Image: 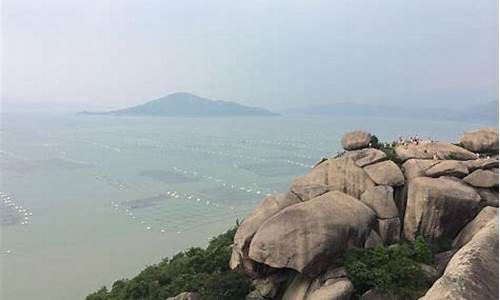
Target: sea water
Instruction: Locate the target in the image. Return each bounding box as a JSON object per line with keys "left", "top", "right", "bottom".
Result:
{"left": 0, "top": 112, "right": 495, "bottom": 300}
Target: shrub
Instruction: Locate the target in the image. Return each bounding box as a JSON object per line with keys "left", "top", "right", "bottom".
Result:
{"left": 343, "top": 240, "right": 434, "bottom": 298}
{"left": 413, "top": 236, "right": 433, "bottom": 265}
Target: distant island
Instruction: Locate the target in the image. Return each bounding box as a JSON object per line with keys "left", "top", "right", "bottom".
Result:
{"left": 80, "top": 92, "right": 278, "bottom": 117}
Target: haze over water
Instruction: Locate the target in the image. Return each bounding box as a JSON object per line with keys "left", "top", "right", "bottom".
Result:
{"left": 0, "top": 112, "right": 495, "bottom": 300}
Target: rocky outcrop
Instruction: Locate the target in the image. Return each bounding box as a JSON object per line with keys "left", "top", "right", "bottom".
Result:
{"left": 343, "top": 148, "right": 387, "bottom": 167}
{"left": 363, "top": 161, "right": 405, "bottom": 186}
{"left": 327, "top": 157, "right": 376, "bottom": 199}
{"left": 460, "top": 128, "right": 499, "bottom": 153}
{"left": 230, "top": 192, "right": 301, "bottom": 274}
{"left": 463, "top": 169, "right": 499, "bottom": 188}
{"left": 421, "top": 218, "right": 499, "bottom": 300}
{"left": 341, "top": 131, "right": 372, "bottom": 150}
{"left": 360, "top": 186, "right": 398, "bottom": 219}
{"left": 402, "top": 159, "right": 440, "bottom": 179}
{"left": 290, "top": 161, "right": 329, "bottom": 201}
{"left": 231, "top": 128, "right": 499, "bottom": 300}
{"left": 403, "top": 177, "right": 481, "bottom": 243}
{"left": 424, "top": 160, "right": 469, "bottom": 178}
{"left": 463, "top": 158, "right": 499, "bottom": 171}
{"left": 452, "top": 206, "right": 498, "bottom": 248}
{"left": 248, "top": 191, "right": 376, "bottom": 276}
{"left": 306, "top": 278, "right": 353, "bottom": 300}
{"left": 395, "top": 142, "right": 477, "bottom": 161}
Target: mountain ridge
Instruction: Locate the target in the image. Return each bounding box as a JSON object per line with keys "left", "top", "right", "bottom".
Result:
{"left": 80, "top": 92, "right": 278, "bottom": 117}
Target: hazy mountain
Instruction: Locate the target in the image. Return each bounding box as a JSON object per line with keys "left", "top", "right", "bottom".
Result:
{"left": 285, "top": 100, "right": 499, "bottom": 122}
{"left": 80, "top": 92, "right": 278, "bottom": 117}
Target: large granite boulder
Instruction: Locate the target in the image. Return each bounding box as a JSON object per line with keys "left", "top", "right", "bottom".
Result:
{"left": 463, "top": 169, "right": 498, "bottom": 188}
{"left": 363, "top": 160, "right": 405, "bottom": 186}
{"left": 403, "top": 177, "right": 482, "bottom": 243}
{"left": 281, "top": 267, "right": 353, "bottom": 300}
{"left": 452, "top": 206, "right": 498, "bottom": 248}
{"left": 402, "top": 159, "right": 440, "bottom": 179}
{"left": 306, "top": 278, "right": 353, "bottom": 300}
{"left": 476, "top": 188, "right": 499, "bottom": 207}
{"left": 421, "top": 218, "right": 499, "bottom": 300}
{"left": 341, "top": 131, "right": 373, "bottom": 150}
{"left": 166, "top": 292, "right": 201, "bottom": 300}
{"left": 343, "top": 148, "right": 387, "bottom": 167}
{"left": 395, "top": 142, "right": 476, "bottom": 162}
{"left": 463, "top": 158, "right": 499, "bottom": 172}
{"left": 282, "top": 274, "right": 312, "bottom": 300}
{"left": 290, "top": 160, "right": 329, "bottom": 201}
{"left": 424, "top": 160, "right": 469, "bottom": 178}
{"left": 460, "top": 128, "right": 499, "bottom": 153}
{"left": 248, "top": 191, "right": 376, "bottom": 276}
{"left": 360, "top": 185, "right": 399, "bottom": 219}
{"left": 327, "top": 157, "right": 376, "bottom": 199}
{"left": 230, "top": 192, "right": 301, "bottom": 271}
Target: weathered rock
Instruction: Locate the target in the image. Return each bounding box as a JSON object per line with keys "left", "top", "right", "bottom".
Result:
{"left": 363, "top": 160, "right": 405, "bottom": 186}
{"left": 393, "top": 185, "right": 409, "bottom": 221}
{"left": 321, "top": 266, "right": 348, "bottom": 281}
{"left": 463, "top": 158, "right": 499, "bottom": 172}
{"left": 253, "top": 272, "right": 290, "bottom": 299}
{"left": 166, "top": 292, "right": 201, "bottom": 300}
{"left": 377, "top": 217, "right": 401, "bottom": 244}
{"left": 360, "top": 185, "right": 399, "bottom": 219}
{"left": 434, "top": 249, "right": 458, "bottom": 275}
{"left": 230, "top": 192, "right": 301, "bottom": 272}
{"left": 305, "top": 266, "right": 348, "bottom": 298}
{"left": 364, "top": 229, "right": 383, "bottom": 248}
{"left": 463, "top": 169, "right": 498, "bottom": 188}
{"left": 424, "top": 160, "right": 469, "bottom": 178}
{"left": 403, "top": 177, "right": 481, "bottom": 243}
{"left": 305, "top": 278, "right": 353, "bottom": 300}
{"left": 344, "top": 148, "right": 387, "bottom": 167}
{"left": 460, "top": 128, "right": 499, "bottom": 153}
{"left": 402, "top": 159, "right": 440, "bottom": 179}
{"left": 341, "top": 131, "right": 372, "bottom": 150}
{"left": 418, "top": 263, "right": 439, "bottom": 280}
{"left": 249, "top": 191, "right": 376, "bottom": 276}
{"left": 476, "top": 188, "right": 499, "bottom": 207}
{"left": 421, "top": 218, "right": 499, "bottom": 300}
{"left": 359, "top": 289, "right": 404, "bottom": 300}
{"left": 452, "top": 206, "right": 498, "bottom": 248}
{"left": 282, "top": 273, "right": 312, "bottom": 300}
{"left": 327, "top": 157, "right": 376, "bottom": 199}
{"left": 245, "top": 290, "right": 266, "bottom": 300}
{"left": 290, "top": 161, "right": 329, "bottom": 201}
{"left": 395, "top": 142, "right": 477, "bottom": 162}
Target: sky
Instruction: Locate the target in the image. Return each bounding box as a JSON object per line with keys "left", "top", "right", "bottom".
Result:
{"left": 2, "top": 0, "right": 498, "bottom": 111}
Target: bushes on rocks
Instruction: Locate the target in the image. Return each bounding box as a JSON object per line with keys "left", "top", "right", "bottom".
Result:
{"left": 343, "top": 237, "right": 434, "bottom": 298}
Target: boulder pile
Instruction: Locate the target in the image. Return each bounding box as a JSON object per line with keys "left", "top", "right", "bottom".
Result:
{"left": 230, "top": 128, "right": 499, "bottom": 300}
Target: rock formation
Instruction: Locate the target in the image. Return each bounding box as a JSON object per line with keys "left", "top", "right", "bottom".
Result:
{"left": 229, "top": 128, "right": 499, "bottom": 300}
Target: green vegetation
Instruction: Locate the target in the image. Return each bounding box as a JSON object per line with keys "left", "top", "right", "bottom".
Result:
{"left": 378, "top": 144, "right": 402, "bottom": 164}
{"left": 343, "top": 237, "right": 434, "bottom": 298}
{"left": 86, "top": 226, "right": 251, "bottom": 300}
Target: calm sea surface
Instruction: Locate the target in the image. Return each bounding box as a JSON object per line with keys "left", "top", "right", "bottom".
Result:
{"left": 0, "top": 112, "right": 495, "bottom": 300}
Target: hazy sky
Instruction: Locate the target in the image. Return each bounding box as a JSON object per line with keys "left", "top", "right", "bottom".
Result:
{"left": 2, "top": 0, "right": 498, "bottom": 110}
